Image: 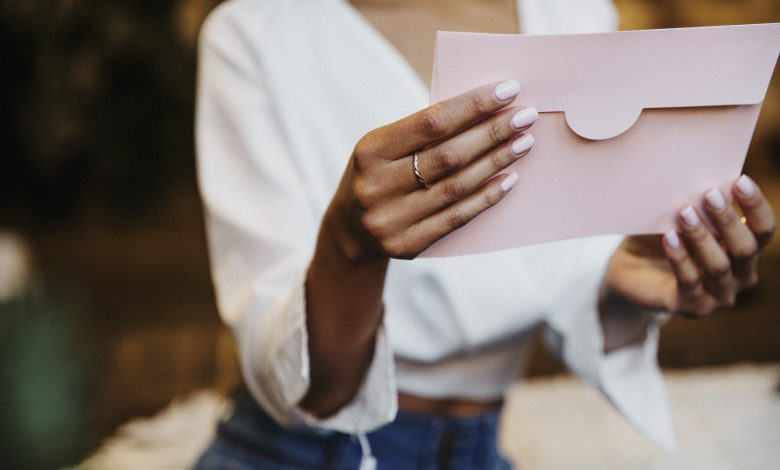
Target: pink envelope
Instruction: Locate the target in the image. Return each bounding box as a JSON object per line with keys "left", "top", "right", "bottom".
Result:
{"left": 422, "top": 23, "right": 780, "bottom": 257}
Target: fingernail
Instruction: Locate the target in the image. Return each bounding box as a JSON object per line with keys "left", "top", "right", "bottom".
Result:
{"left": 511, "top": 107, "right": 538, "bottom": 129}
{"left": 501, "top": 172, "right": 519, "bottom": 192}
{"left": 494, "top": 80, "right": 521, "bottom": 101}
{"left": 705, "top": 188, "right": 726, "bottom": 213}
{"left": 664, "top": 230, "right": 681, "bottom": 250}
{"left": 736, "top": 175, "right": 756, "bottom": 198}
{"left": 511, "top": 134, "right": 535, "bottom": 156}
{"left": 680, "top": 206, "right": 700, "bottom": 228}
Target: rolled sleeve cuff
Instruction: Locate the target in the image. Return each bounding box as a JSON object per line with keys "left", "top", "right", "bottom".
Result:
{"left": 242, "top": 272, "right": 397, "bottom": 435}
{"left": 545, "top": 245, "right": 676, "bottom": 452}
{"left": 546, "top": 237, "right": 676, "bottom": 452}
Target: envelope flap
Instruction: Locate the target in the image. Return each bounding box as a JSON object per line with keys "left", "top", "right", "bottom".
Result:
{"left": 432, "top": 24, "right": 780, "bottom": 140}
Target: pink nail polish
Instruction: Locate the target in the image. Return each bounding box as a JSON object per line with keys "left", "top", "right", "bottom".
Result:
{"left": 664, "top": 230, "right": 680, "bottom": 250}
{"left": 511, "top": 107, "right": 538, "bottom": 129}
{"left": 500, "top": 172, "right": 519, "bottom": 192}
{"left": 494, "top": 80, "right": 521, "bottom": 101}
{"left": 705, "top": 188, "right": 726, "bottom": 212}
{"left": 680, "top": 206, "right": 700, "bottom": 228}
{"left": 511, "top": 134, "right": 535, "bottom": 155}
{"left": 736, "top": 175, "right": 756, "bottom": 198}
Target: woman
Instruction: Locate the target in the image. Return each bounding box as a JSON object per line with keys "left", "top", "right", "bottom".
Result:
{"left": 194, "top": 0, "right": 777, "bottom": 468}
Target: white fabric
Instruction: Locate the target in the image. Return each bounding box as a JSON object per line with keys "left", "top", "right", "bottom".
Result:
{"left": 196, "top": 0, "right": 675, "bottom": 452}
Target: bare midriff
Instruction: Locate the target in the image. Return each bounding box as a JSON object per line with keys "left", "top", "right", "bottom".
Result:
{"left": 398, "top": 391, "right": 504, "bottom": 417}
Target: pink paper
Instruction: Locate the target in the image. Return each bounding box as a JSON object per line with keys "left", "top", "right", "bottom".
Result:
{"left": 422, "top": 23, "right": 780, "bottom": 257}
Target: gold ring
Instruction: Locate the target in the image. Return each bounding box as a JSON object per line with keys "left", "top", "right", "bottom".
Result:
{"left": 412, "top": 151, "right": 431, "bottom": 189}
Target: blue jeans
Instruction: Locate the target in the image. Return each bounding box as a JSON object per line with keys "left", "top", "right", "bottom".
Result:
{"left": 195, "top": 393, "right": 514, "bottom": 469}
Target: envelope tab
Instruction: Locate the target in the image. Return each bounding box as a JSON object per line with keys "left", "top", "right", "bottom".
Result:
{"left": 433, "top": 24, "right": 780, "bottom": 140}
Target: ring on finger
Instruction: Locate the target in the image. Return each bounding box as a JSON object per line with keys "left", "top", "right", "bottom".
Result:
{"left": 412, "top": 151, "right": 432, "bottom": 189}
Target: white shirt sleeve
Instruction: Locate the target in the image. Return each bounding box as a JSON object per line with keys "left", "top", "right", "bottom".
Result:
{"left": 195, "top": 4, "right": 397, "bottom": 434}
{"left": 543, "top": 236, "right": 676, "bottom": 452}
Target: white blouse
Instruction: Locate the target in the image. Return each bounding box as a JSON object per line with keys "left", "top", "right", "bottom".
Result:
{"left": 196, "top": 0, "right": 675, "bottom": 452}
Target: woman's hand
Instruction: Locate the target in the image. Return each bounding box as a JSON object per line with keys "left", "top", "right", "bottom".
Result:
{"left": 604, "top": 175, "right": 776, "bottom": 320}
{"left": 303, "top": 80, "right": 536, "bottom": 416}
{"left": 324, "top": 80, "right": 538, "bottom": 261}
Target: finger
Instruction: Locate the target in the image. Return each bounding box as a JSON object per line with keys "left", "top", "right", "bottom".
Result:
{"left": 405, "top": 134, "right": 534, "bottom": 220}
{"left": 733, "top": 175, "right": 777, "bottom": 248}
{"left": 362, "top": 81, "right": 522, "bottom": 160}
{"left": 401, "top": 106, "right": 537, "bottom": 190}
{"left": 662, "top": 230, "right": 711, "bottom": 316}
{"left": 408, "top": 172, "right": 518, "bottom": 249}
{"left": 703, "top": 188, "right": 759, "bottom": 286}
{"left": 678, "top": 205, "right": 738, "bottom": 304}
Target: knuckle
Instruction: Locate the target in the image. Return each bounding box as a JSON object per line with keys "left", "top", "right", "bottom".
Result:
{"left": 359, "top": 211, "right": 388, "bottom": 239}
{"left": 430, "top": 147, "right": 460, "bottom": 172}
{"left": 672, "top": 250, "right": 691, "bottom": 265}
{"left": 439, "top": 178, "right": 467, "bottom": 203}
{"left": 445, "top": 208, "right": 468, "bottom": 232}
{"left": 379, "top": 236, "right": 417, "bottom": 260}
{"left": 678, "top": 276, "right": 702, "bottom": 292}
{"left": 716, "top": 209, "right": 739, "bottom": 227}
{"left": 352, "top": 178, "right": 379, "bottom": 209}
{"left": 377, "top": 237, "right": 398, "bottom": 257}
{"left": 731, "top": 241, "right": 758, "bottom": 262}
{"left": 417, "top": 105, "right": 451, "bottom": 138}
{"left": 705, "top": 262, "right": 732, "bottom": 280}
{"left": 489, "top": 148, "right": 510, "bottom": 171}
{"left": 742, "top": 195, "right": 763, "bottom": 210}
{"left": 487, "top": 118, "right": 504, "bottom": 146}
{"left": 353, "top": 134, "right": 380, "bottom": 164}
{"left": 467, "top": 90, "right": 491, "bottom": 115}
{"left": 688, "top": 225, "right": 710, "bottom": 243}
{"left": 483, "top": 186, "right": 503, "bottom": 206}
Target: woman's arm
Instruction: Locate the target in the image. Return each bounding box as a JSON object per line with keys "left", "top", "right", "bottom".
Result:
{"left": 198, "top": 3, "right": 542, "bottom": 427}
{"left": 600, "top": 176, "right": 776, "bottom": 351}
{"left": 300, "top": 81, "right": 541, "bottom": 416}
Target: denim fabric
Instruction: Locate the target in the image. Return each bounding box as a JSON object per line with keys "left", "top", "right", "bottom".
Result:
{"left": 195, "top": 393, "right": 514, "bottom": 470}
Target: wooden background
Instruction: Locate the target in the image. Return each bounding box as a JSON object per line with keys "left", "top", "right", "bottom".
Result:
{"left": 0, "top": 0, "right": 777, "bottom": 467}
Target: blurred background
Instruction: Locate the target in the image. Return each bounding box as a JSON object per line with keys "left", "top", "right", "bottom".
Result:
{"left": 0, "top": 0, "right": 778, "bottom": 469}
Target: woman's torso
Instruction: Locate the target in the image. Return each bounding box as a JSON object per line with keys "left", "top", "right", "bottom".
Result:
{"left": 219, "top": 0, "right": 619, "bottom": 400}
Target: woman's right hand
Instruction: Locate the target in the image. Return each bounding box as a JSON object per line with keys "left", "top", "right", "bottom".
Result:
{"left": 325, "top": 80, "right": 538, "bottom": 261}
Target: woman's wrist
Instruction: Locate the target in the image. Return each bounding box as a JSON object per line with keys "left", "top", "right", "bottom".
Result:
{"left": 598, "top": 281, "right": 657, "bottom": 353}
{"left": 322, "top": 200, "right": 388, "bottom": 264}
{"left": 301, "top": 208, "right": 390, "bottom": 417}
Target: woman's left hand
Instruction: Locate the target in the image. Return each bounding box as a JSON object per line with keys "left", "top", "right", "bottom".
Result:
{"left": 604, "top": 175, "right": 776, "bottom": 319}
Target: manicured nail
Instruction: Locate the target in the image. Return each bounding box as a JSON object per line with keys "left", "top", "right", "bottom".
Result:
{"left": 705, "top": 188, "right": 726, "bottom": 213}
{"left": 511, "top": 107, "right": 538, "bottom": 129}
{"left": 511, "top": 134, "right": 535, "bottom": 155}
{"left": 501, "top": 172, "right": 519, "bottom": 192}
{"left": 736, "top": 175, "right": 756, "bottom": 198}
{"left": 680, "top": 206, "right": 700, "bottom": 228}
{"left": 494, "top": 80, "right": 521, "bottom": 101}
{"left": 664, "top": 230, "right": 681, "bottom": 250}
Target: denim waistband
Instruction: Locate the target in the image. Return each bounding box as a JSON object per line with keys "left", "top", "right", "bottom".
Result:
{"left": 201, "top": 392, "right": 512, "bottom": 469}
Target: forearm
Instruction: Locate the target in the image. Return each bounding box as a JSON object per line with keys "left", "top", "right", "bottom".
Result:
{"left": 299, "top": 210, "right": 390, "bottom": 417}
{"left": 299, "top": 80, "right": 530, "bottom": 416}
